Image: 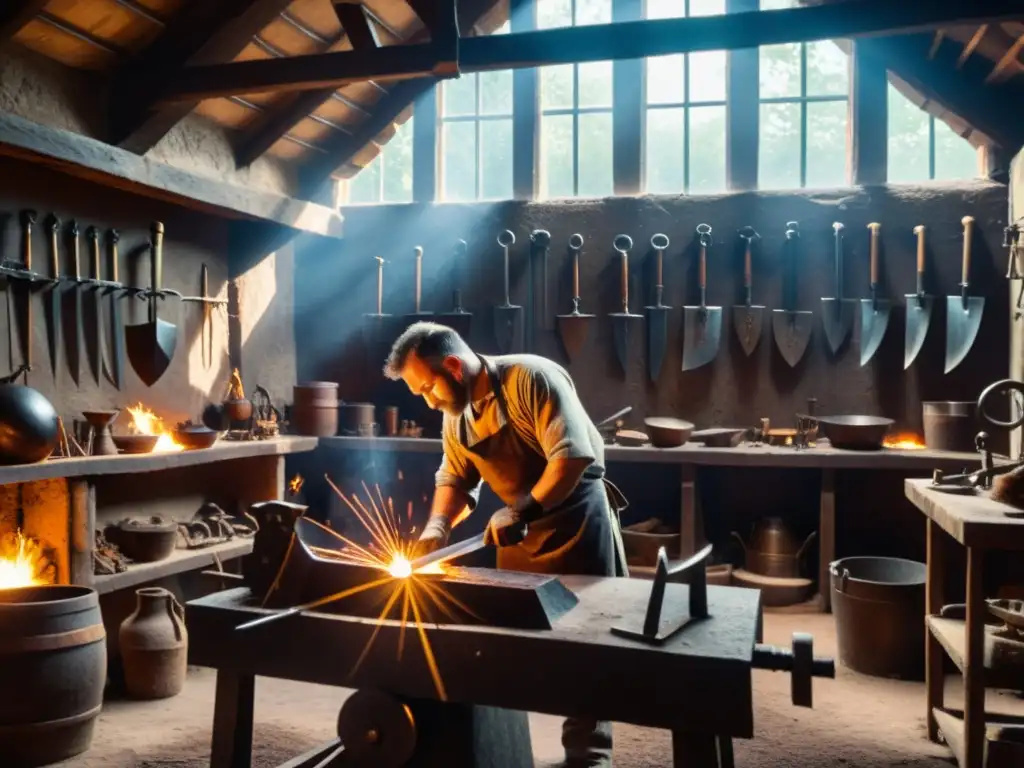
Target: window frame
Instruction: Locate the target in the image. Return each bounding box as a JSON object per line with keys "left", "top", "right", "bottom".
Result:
{"left": 337, "top": 116, "right": 415, "bottom": 206}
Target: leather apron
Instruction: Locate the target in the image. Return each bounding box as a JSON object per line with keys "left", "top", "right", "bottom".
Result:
{"left": 460, "top": 359, "right": 629, "bottom": 578}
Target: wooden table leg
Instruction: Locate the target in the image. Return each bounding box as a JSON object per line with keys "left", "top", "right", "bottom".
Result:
{"left": 671, "top": 730, "right": 721, "bottom": 768}
{"left": 817, "top": 469, "right": 836, "bottom": 612}
{"left": 210, "top": 670, "right": 255, "bottom": 768}
{"left": 925, "top": 518, "right": 947, "bottom": 742}
{"left": 680, "top": 464, "right": 698, "bottom": 557}
{"left": 963, "top": 546, "right": 986, "bottom": 768}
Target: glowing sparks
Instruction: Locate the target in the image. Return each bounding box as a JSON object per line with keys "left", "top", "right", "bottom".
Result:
{"left": 126, "top": 403, "right": 183, "bottom": 452}
{"left": 289, "top": 474, "right": 305, "bottom": 495}
{"left": 0, "top": 531, "right": 55, "bottom": 590}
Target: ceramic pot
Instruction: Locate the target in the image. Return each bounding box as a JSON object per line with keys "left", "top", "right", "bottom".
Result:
{"left": 119, "top": 587, "right": 188, "bottom": 699}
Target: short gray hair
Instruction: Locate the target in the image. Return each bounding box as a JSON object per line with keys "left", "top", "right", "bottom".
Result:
{"left": 383, "top": 322, "right": 471, "bottom": 380}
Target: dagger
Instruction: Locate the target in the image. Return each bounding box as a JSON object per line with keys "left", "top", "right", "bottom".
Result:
{"left": 69, "top": 219, "right": 83, "bottom": 388}
{"left": 108, "top": 230, "right": 125, "bottom": 390}
{"left": 87, "top": 226, "right": 108, "bottom": 386}
{"left": 46, "top": 214, "right": 61, "bottom": 381}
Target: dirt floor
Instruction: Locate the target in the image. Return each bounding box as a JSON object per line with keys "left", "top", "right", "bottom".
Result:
{"left": 60, "top": 611, "right": 1024, "bottom": 768}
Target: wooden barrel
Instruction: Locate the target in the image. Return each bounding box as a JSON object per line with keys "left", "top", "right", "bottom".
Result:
{"left": 0, "top": 585, "right": 107, "bottom": 767}
{"left": 292, "top": 381, "right": 339, "bottom": 436}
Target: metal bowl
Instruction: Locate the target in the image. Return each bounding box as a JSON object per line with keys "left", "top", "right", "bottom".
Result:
{"left": 643, "top": 417, "right": 694, "bottom": 448}
{"left": 816, "top": 415, "right": 894, "bottom": 451}
{"left": 112, "top": 434, "right": 160, "bottom": 454}
{"left": 174, "top": 426, "right": 220, "bottom": 450}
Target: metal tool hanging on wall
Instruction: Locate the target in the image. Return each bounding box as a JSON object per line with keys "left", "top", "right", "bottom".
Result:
{"left": 609, "top": 234, "right": 642, "bottom": 375}
{"left": 904, "top": 224, "right": 933, "bottom": 369}
{"left": 682, "top": 223, "right": 722, "bottom": 372}
{"left": 68, "top": 219, "right": 84, "bottom": 388}
{"left": 771, "top": 221, "right": 812, "bottom": 368}
{"left": 645, "top": 233, "right": 671, "bottom": 380}
{"left": 732, "top": 226, "right": 764, "bottom": 357}
{"left": 404, "top": 246, "right": 433, "bottom": 326}
{"left": 179, "top": 264, "right": 227, "bottom": 370}
{"left": 362, "top": 255, "right": 392, "bottom": 352}
{"left": 45, "top": 215, "right": 62, "bottom": 381}
{"left": 437, "top": 239, "right": 472, "bottom": 338}
{"left": 945, "top": 215, "right": 984, "bottom": 374}
{"left": 859, "top": 222, "right": 890, "bottom": 367}
{"left": 555, "top": 233, "right": 594, "bottom": 362}
{"left": 85, "top": 226, "right": 108, "bottom": 386}
{"left": 821, "top": 222, "right": 855, "bottom": 355}
{"left": 107, "top": 230, "right": 126, "bottom": 388}
{"left": 1004, "top": 223, "right": 1022, "bottom": 321}
{"left": 494, "top": 230, "right": 523, "bottom": 354}
{"left": 530, "top": 229, "right": 551, "bottom": 350}
{"left": 125, "top": 221, "right": 179, "bottom": 387}
{"left": 18, "top": 210, "right": 36, "bottom": 378}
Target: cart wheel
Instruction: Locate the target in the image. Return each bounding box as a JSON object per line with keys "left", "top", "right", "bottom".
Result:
{"left": 337, "top": 689, "right": 416, "bottom": 767}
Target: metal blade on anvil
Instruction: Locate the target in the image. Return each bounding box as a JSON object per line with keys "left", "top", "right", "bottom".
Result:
{"left": 945, "top": 296, "right": 985, "bottom": 374}
{"left": 820, "top": 298, "right": 856, "bottom": 354}
{"left": 644, "top": 305, "right": 669, "bottom": 380}
{"left": 858, "top": 298, "right": 891, "bottom": 366}
{"left": 410, "top": 530, "right": 488, "bottom": 572}
{"left": 681, "top": 306, "right": 722, "bottom": 372}
{"left": 494, "top": 304, "right": 524, "bottom": 354}
{"left": 610, "top": 312, "right": 642, "bottom": 375}
{"left": 771, "top": 309, "right": 813, "bottom": 368}
{"left": 903, "top": 294, "right": 933, "bottom": 369}
{"left": 556, "top": 311, "right": 594, "bottom": 362}
{"left": 731, "top": 303, "right": 765, "bottom": 357}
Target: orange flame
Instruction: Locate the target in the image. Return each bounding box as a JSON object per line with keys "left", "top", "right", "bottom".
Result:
{"left": 125, "top": 403, "right": 183, "bottom": 452}
{"left": 0, "top": 531, "right": 54, "bottom": 590}
{"left": 884, "top": 433, "right": 926, "bottom": 450}
{"left": 289, "top": 474, "right": 304, "bottom": 494}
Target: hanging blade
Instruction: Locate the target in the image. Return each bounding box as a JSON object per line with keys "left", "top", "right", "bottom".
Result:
{"left": 682, "top": 224, "right": 722, "bottom": 372}
{"left": 201, "top": 263, "right": 213, "bottom": 370}
{"left": 493, "top": 230, "right": 523, "bottom": 353}
{"left": 108, "top": 230, "right": 125, "bottom": 389}
{"left": 771, "top": 222, "right": 813, "bottom": 368}
{"left": 556, "top": 233, "right": 595, "bottom": 362}
{"left": 67, "top": 220, "right": 84, "bottom": 388}
{"left": 645, "top": 233, "right": 671, "bottom": 380}
{"left": 19, "top": 210, "right": 37, "bottom": 377}
{"left": 945, "top": 215, "right": 985, "bottom": 374}
{"left": 859, "top": 222, "right": 891, "bottom": 366}
{"left": 821, "top": 221, "right": 856, "bottom": 354}
{"left": 45, "top": 214, "right": 62, "bottom": 381}
{"left": 732, "top": 226, "right": 764, "bottom": 357}
{"left": 904, "top": 225, "right": 933, "bottom": 369}
{"left": 86, "top": 226, "right": 109, "bottom": 386}
{"left": 437, "top": 240, "right": 473, "bottom": 337}
{"left": 609, "top": 234, "right": 642, "bottom": 375}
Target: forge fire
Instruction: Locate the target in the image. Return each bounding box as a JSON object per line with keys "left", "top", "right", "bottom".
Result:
{"left": 125, "top": 403, "right": 183, "bottom": 452}
{"left": 0, "top": 530, "right": 55, "bottom": 590}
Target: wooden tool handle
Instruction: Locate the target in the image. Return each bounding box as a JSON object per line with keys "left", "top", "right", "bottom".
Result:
{"left": 620, "top": 251, "right": 629, "bottom": 308}
{"left": 572, "top": 250, "right": 580, "bottom": 298}
{"left": 21, "top": 210, "right": 35, "bottom": 270}
{"left": 961, "top": 215, "right": 975, "bottom": 284}
{"left": 87, "top": 227, "right": 100, "bottom": 278}
{"left": 743, "top": 241, "right": 752, "bottom": 287}
{"left": 48, "top": 216, "right": 60, "bottom": 276}
{"left": 151, "top": 221, "right": 164, "bottom": 293}
{"left": 109, "top": 230, "right": 120, "bottom": 283}
{"left": 413, "top": 246, "right": 423, "bottom": 311}
{"left": 699, "top": 245, "right": 707, "bottom": 290}
{"left": 867, "top": 222, "right": 881, "bottom": 286}
{"left": 375, "top": 256, "right": 384, "bottom": 314}
{"left": 913, "top": 225, "right": 925, "bottom": 272}
{"left": 201, "top": 263, "right": 209, "bottom": 298}
{"left": 70, "top": 220, "right": 80, "bottom": 279}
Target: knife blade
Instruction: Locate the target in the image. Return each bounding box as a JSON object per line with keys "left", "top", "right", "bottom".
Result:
{"left": 201, "top": 263, "right": 212, "bottom": 370}
{"left": 87, "top": 226, "right": 108, "bottom": 386}
{"left": 108, "top": 229, "right": 125, "bottom": 390}
{"left": 46, "top": 214, "right": 61, "bottom": 381}
{"left": 409, "top": 530, "right": 488, "bottom": 572}
{"left": 69, "top": 219, "right": 83, "bottom": 388}
{"left": 19, "top": 210, "right": 36, "bottom": 376}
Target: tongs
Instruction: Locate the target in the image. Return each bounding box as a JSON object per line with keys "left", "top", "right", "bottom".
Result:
{"left": 931, "top": 432, "right": 1021, "bottom": 493}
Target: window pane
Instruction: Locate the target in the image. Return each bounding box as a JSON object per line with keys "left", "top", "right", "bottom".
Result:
{"left": 537, "top": 0, "right": 572, "bottom": 29}
{"left": 540, "top": 64, "right": 574, "bottom": 110}
{"left": 576, "top": 0, "right": 611, "bottom": 25}
{"left": 579, "top": 60, "right": 612, "bottom": 108}
{"left": 759, "top": 102, "right": 801, "bottom": 189}
{"left": 443, "top": 75, "right": 476, "bottom": 117}
{"left": 645, "top": 108, "right": 685, "bottom": 194}
{"left": 760, "top": 44, "right": 801, "bottom": 98}
{"left": 480, "top": 118, "right": 514, "bottom": 200}
{"left": 760, "top": 0, "right": 796, "bottom": 9}
{"left": 887, "top": 84, "right": 930, "bottom": 182}
{"left": 647, "top": 0, "right": 682, "bottom": 19}
{"left": 806, "top": 41, "right": 847, "bottom": 97}
{"left": 690, "top": 0, "right": 725, "bottom": 16}
{"left": 541, "top": 114, "right": 575, "bottom": 198}
{"left": 689, "top": 105, "right": 726, "bottom": 193}
{"left": 345, "top": 157, "right": 380, "bottom": 205}
{"left": 480, "top": 70, "right": 512, "bottom": 116}
{"left": 441, "top": 121, "right": 477, "bottom": 201}
{"left": 647, "top": 55, "right": 685, "bottom": 105}
{"left": 805, "top": 100, "right": 847, "bottom": 188}
{"left": 934, "top": 121, "right": 979, "bottom": 181}
{"left": 381, "top": 117, "right": 413, "bottom": 203}
{"left": 577, "top": 112, "right": 613, "bottom": 197}
{"left": 689, "top": 50, "right": 726, "bottom": 103}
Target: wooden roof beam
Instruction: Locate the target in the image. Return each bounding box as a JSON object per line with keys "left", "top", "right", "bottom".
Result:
{"left": 986, "top": 29, "right": 1024, "bottom": 82}
{"left": 0, "top": 1, "right": 49, "bottom": 47}
{"left": 152, "top": 0, "right": 1024, "bottom": 102}
{"left": 108, "top": 0, "right": 296, "bottom": 155}
{"left": 957, "top": 25, "right": 989, "bottom": 67}
{"left": 333, "top": 4, "right": 379, "bottom": 49}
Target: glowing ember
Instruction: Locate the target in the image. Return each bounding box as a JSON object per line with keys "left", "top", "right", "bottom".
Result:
{"left": 289, "top": 474, "right": 305, "bottom": 494}
{"left": 884, "top": 434, "right": 926, "bottom": 450}
{"left": 388, "top": 555, "right": 413, "bottom": 578}
{"left": 0, "top": 530, "right": 54, "bottom": 590}
{"left": 126, "top": 403, "right": 182, "bottom": 452}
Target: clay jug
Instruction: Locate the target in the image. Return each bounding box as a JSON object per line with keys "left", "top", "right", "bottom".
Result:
{"left": 119, "top": 587, "right": 188, "bottom": 699}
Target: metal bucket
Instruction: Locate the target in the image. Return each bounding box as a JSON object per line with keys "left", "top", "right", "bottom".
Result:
{"left": 922, "top": 401, "right": 976, "bottom": 453}
{"left": 292, "top": 382, "right": 339, "bottom": 437}
{"left": 830, "top": 556, "right": 925, "bottom": 680}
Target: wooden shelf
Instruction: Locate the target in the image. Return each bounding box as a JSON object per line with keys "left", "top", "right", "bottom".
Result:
{"left": 0, "top": 435, "right": 318, "bottom": 486}
{"left": 927, "top": 617, "right": 1024, "bottom": 691}
{"left": 321, "top": 435, "right": 981, "bottom": 470}
{"left": 906, "top": 480, "right": 1024, "bottom": 550}
{"left": 94, "top": 538, "right": 253, "bottom": 595}
{"left": 932, "top": 708, "right": 1024, "bottom": 768}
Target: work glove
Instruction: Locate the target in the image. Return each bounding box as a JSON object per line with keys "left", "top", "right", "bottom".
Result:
{"left": 412, "top": 514, "right": 451, "bottom": 559}
{"left": 484, "top": 495, "right": 544, "bottom": 548}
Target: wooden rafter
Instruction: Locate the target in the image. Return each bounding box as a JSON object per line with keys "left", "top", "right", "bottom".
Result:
{"left": 986, "top": 28, "right": 1024, "bottom": 83}
{"left": 957, "top": 25, "right": 989, "bottom": 68}
{"left": 0, "top": 0, "right": 49, "bottom": 47}
{"left": 333, "top": 4, "right": 379, "bottom": 50}
{"left": 108, "top": 0, "right": 296, "bottom": 155}
{"left": 153, "top": 0, "right": 1024, "bottom": 103}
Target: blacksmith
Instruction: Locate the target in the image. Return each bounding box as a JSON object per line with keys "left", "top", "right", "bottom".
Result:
{"left": 383, "top": 321, "right": 627, "bottom": 768}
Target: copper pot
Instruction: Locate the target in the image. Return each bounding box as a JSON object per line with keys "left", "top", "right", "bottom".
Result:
{"left": 731, "top": 517, "right": 817, "bottom": 578}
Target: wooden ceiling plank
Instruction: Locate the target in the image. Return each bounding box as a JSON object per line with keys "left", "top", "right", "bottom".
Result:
{"left": 928, "top": 30, "right": 945, "bottom": 59}
{"left": 0, "top": 1, "right": 50, "bottom": 48}
{"left": 153, "top": 0, "right": 1024, "bottom": 102}
{"left": 985, "top": 29, "right": 1024, "bottom": 82}
{"left": 333, "top": 3, "right": 379, "bottom": 50}
{"left": 108, "top": 0, "right": 296, "bottom": 155}
{"left": 957, "top": 25, "right": 989, "bottom": 68}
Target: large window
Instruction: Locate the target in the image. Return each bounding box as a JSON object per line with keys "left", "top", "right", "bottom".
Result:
{"left": 339, "top": 116, "right": 414, "bottom": 205}
{"left": 758, "top": 0, "right": 848, "bottom": 189}
{"left": 644, "top": 0, "right": 727, "bottom": 194}
{"left": 537, "top": 0, "right": 613, "bottom": 198}
{"left": 438, "top": 21, "right": 513, "bottom": 200}
{"left": 887, "top": 84, "right": 979, "bottom": 183}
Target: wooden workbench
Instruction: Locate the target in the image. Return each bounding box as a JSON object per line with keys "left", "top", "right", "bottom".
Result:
{"left": 188, "top": 578, "right": 765, "bottom": 767}
{"left": 904, "top": 479, "right": 1024, "bottom": 768}
{"left": 322, "top": 437, "right": 982, "bottom": 610}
